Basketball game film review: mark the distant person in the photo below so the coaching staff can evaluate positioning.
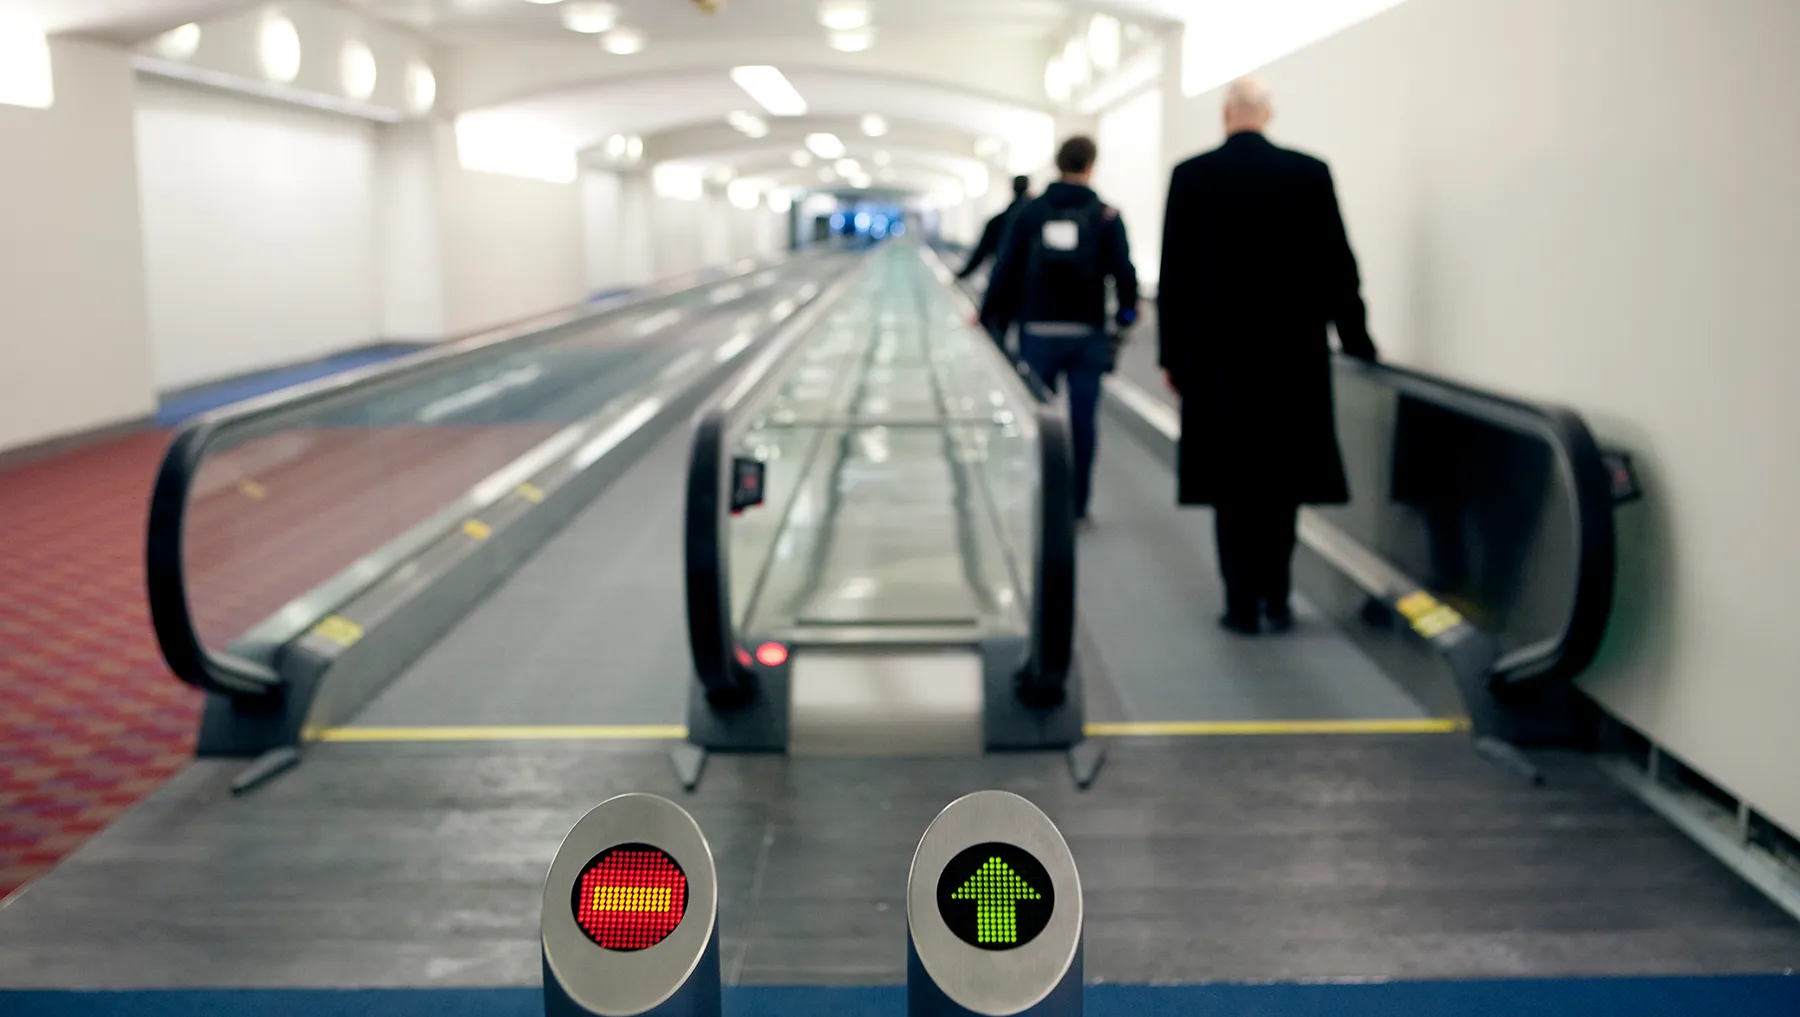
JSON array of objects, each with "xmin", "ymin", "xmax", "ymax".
[
  {"xmin": 1157, "ymin": 77, "xmax": 1378, "ymax": 635},
  {"xmin": 982, "ymin": 136, "xmax": 1140, "ymax": 527},
  {"xmin": 957, "ymin": 174, "xmax": 1033, "ymax": 281}
]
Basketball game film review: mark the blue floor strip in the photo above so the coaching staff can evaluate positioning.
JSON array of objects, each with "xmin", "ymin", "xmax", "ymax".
[
  {"xmin": 156, "ymin": 344, "xmax": 434, "ymax": 427},
  {"xmin": 3, "ymin": 977, "xmax": 1794, "ymax": 1016}
]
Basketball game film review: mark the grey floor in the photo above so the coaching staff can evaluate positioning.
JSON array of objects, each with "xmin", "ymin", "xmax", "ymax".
[
  {"xmin": 2, "ymin": 737, "xmax": 1797, "ymax": 989},
  {"xmin": 1078, "ymin": 423, "xmax": 1428, "ymax": 723},
  {"xmin": 351, "ymin": 424, "xmax": 696, "ymax": 728}
]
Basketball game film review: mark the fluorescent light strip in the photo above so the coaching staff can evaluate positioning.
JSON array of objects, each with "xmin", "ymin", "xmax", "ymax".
[
  {"xmin": 805, "ymin": 132, "xmax": 846, "ymax": 159},
  {"xmin": 730, "ymin": 65, "xmax": 808, "ymax": 116}
]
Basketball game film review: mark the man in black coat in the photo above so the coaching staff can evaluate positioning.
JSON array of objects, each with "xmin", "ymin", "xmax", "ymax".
[
  {"xmin": 1157, "ymin": 77, "xmax": 1378, "ymax": 635},
  {"xmin": 957, "ymin": 174, "xmax": 1033, "ymax": 280}
]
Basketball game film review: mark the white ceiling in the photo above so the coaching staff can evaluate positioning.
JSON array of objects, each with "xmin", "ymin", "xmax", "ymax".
[
  {"xmin": 350, "ymin": 0, "xmax": 1077, "ymax": 44},
  {"xmin": 12, "ymin": 0, "xmax": 1180, "ymax": 196},
  {"xmin": 468, "ymin": 65, "xmax": 1057, "ymax": 172},
  {"xmin": 8, "ymin": 0, "xmax": 1181, "ymax": 43},
  {"xmin": 0, "ymin": 0, "xmax": 247, "ymax": 37}
]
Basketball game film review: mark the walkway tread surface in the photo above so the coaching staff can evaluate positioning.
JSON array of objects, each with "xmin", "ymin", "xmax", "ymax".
[{"xmin": 1, "ymin": 738, "xmax": 1795, "ymax": 989}]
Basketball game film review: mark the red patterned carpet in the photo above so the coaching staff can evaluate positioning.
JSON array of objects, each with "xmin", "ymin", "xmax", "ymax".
[{"xmin": 0, "ymin": 431, "xmax": 199, "ymax": 900}]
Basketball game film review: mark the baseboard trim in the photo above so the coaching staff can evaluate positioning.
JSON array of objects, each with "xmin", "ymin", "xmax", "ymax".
[
  {"xmin": 0, "ymin": 414, "xmax": 158, "ymax": 473},
  {"xmin": 156, "ymin": 338, "xmax": 438, "ymax": 404}
]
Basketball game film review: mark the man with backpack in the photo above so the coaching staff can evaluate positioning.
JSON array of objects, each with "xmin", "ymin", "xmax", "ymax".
[{"xmin": 980, "ymin": 136, "xmax": 1141, "ymax": 527}]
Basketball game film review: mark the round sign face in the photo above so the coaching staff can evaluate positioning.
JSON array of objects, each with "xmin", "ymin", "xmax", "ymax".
[
  {"xmin": 570, "ymin": 843, "xmax": 689, "ymax": 951},
  {"xmin": 934, "ymin": 841, "xmax": 1055, "ymax": 950}
]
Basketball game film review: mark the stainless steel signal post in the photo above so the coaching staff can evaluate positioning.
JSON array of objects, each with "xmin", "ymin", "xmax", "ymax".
[
  {"xmin": 542, "ymin": 793, "xmax": 722, "ymax": 1016},
  {"xmin": 906, "ymin": 790, "xmax": 1084, "ymax": 1016}
]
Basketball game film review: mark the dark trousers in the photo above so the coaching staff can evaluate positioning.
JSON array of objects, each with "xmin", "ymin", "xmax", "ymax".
[
  {"xmin": 1019, "ymin": 331, "xmax": 1111, "ymax": 519},
  {"xmin": 1214, "ymin": 502, "xmax": 1300, "ymax": 621}
]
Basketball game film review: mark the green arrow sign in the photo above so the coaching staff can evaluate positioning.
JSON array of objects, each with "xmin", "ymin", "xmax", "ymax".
[{"xmin": 950, "ymin": 856, "xmax": 1043, "ymax": 944}]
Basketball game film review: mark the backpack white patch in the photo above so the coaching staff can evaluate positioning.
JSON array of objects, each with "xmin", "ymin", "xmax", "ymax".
[{"xmin": 1042, "ymin": 219, "xmax": 1080, "ymax": 252}]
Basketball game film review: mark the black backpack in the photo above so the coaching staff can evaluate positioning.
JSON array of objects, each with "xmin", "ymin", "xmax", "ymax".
[{"xmin": 1023, "ymin": 198, "xmax": 1107, "ymax": 317}]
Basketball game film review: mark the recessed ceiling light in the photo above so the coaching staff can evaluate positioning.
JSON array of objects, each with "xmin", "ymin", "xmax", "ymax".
[
  {"xmin": 154, "ymin": 22, "xmax": 201, "ymax": 62},
  {"xmin": 730, "ymin": 65, "xmax": 808, "ymax": 116},
  {"xmin": 727, "ymin": 178, "xmax": 761, "ymax": 210},
  {"xmin": 829, "ymin": 28, "xmax": 874, "ymax": 52},
  {"xmin": 817, "ymin": 0, "xmax": 871, "ymax": 32},
  {"xmin": 790, "ymin": 150, "xmax": 814, "ymax": 167},
  {"xmin": 727, "ymin": 110, "xmax": 769, "ymax": 138},
  {"xmin": 562, "ymin": 2, "xmax": 618, "ymax": 34},
  {"xmin": 603, "ymin": 27, "xmax": 645, "ymax": 54},
  {"xmin": 1088, "ymin": 13, "xmax": 1122, "ymax": 72},
  {"xmin": 606, "ymin": 134, "xmax": 628, "ymax": 159},
  {"xmin": 1063, "ymin": 38, "xmax": 1090, "ymax": 87},
  {"xmin": 710, "ymin": 165, "xmax": 735, "ymax": 184},
  {"xmin": 257, "ymin": 15, "xmax": 302, "ymax": 84},
  {"xmin": 406, "ymin": 62, "xmax": 436, "ymax": 115},
  {"xmin": 626, "ymin": 135, "xmax": 643, "ymax": 160},
  {"xmin": 860, "ymin": 113, "xmax": 887, "ymax": 137},
  {"xmin": 834, "ymin": 158, "xmax": 861, "ymax": 176},
  {"xmin": 805, "ymin": 132, "xmax": 846, "ymax": 159},
  {"xmin": 1044, "ymin": 58, "xmax": 1072, "ymax": 103},
  {"xmin": 341, "ymin": 40, "xmax": 377, "ymax": 101},
  {"xmin": 768, "ymin": 189, "xmax": 793, "ymax": 214}
]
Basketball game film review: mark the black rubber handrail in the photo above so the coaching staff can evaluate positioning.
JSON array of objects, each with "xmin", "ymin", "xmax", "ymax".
[
  {"xmin": 148, "ymin": 255, "xmax": 797, "ymax": 701},
  {"xmin": 682, "ymin": 410, "xmax": 757, "ymax": 707},
  {"xmin": 1332, "ymin": 353, "xmax": 1618, "ymax": 688},
  {"xmin": 1019, "ymin": 408, "xmax": 1076, "ymax": 705}
]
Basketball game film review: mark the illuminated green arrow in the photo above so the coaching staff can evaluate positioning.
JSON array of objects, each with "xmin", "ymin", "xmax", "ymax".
[{"xmin": 951, "ymin": 856, "xmax": 1042, "ymax": 944}]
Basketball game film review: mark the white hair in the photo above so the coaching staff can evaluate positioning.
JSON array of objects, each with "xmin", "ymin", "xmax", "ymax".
[{"xmin": 1224, "ymin": 76, "xmax": 1273, "ymax": 119}]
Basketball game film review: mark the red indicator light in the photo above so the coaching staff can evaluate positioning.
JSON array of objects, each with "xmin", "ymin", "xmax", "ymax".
[
  {"xmin": 754, "ymin": 642, "xmax": 788, "ymax": 667},
  {"xmin": 571, "ymin": 843, "xmax": 688, "ymax": 951},
  {"xmin": 734, "ymin": 646, "xmax": 755, "ymax": 668}
]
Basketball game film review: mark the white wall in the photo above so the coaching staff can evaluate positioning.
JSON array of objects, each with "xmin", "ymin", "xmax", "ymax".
[
  {"xmin": 581, "ymin": 170, "xmax": 626, "ymax": 296},
  {"xmin": 1094, "ymin": 86, "xmax": 1166, "ymax": 293},
  {"xmin": 377, "ymin": 122, "xmax": 445, "ymax": 340},
  {"xmin": 435, "ymin": 123, "xmax": 586, "ymax": 335},
  {"xmin": 1166, "ymin": 0, "xmax": 1800, "ymax": 833},
  {"xmin": 135, "ymin": 77, "xmax": 379, "ymax": 389},
  {"xmin": 616, "ymin": 173, "xmax": 657, "ymax": 287},
  {"xmin": 0, "ymin": 37, "xmax": 155, "ymax": 453}
]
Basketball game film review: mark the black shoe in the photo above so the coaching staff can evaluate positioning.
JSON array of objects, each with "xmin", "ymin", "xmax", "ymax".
[
  {"xmin": 1219, "ymin": 613, "xmax": 1260, "ymax": 636},
  {"xmin": 1264, "ymin": 608, "xmax": 1294, "ymax": 633}
]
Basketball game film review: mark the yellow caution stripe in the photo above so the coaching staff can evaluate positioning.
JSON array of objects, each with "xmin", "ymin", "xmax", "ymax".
[
  {"xmin": 311, "ymin": 615, "xmax": 365, "ymax": 649},
  {"xmin": 1083, "ymin": 718, "xmax": 1468, "ymax": 737},
  {"xmin": 310, "ymin": 719, "xmax": 1465, "ymax": 743},
  {"xmin": 312, "ymin": 724, "xmax": 688, "ymax": 742},
  {"xmin": 593, "ymin": 886, "xmax": 673, "ymax": 913}
]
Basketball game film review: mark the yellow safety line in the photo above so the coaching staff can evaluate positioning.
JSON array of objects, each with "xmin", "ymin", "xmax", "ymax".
[
  {"xmin": 312, "ymin": 718, "xmax": 1467, "ymax": 743},
  {"xmin": 314, "ymin": 725, "xmax": 689, "ymax": 742},
  {"xmin": 1084, "ymin": 718, "xmax": 1469, "ymax": 737}
]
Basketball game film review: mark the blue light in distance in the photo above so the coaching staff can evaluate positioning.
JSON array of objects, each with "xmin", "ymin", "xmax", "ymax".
[
  {"xmin": 854, "ymin": 211, "xmax": 872, "ymax": 232},
  {"xmin": 831, "ymin": 212, "xmax": 846, "ymax": 231}
]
